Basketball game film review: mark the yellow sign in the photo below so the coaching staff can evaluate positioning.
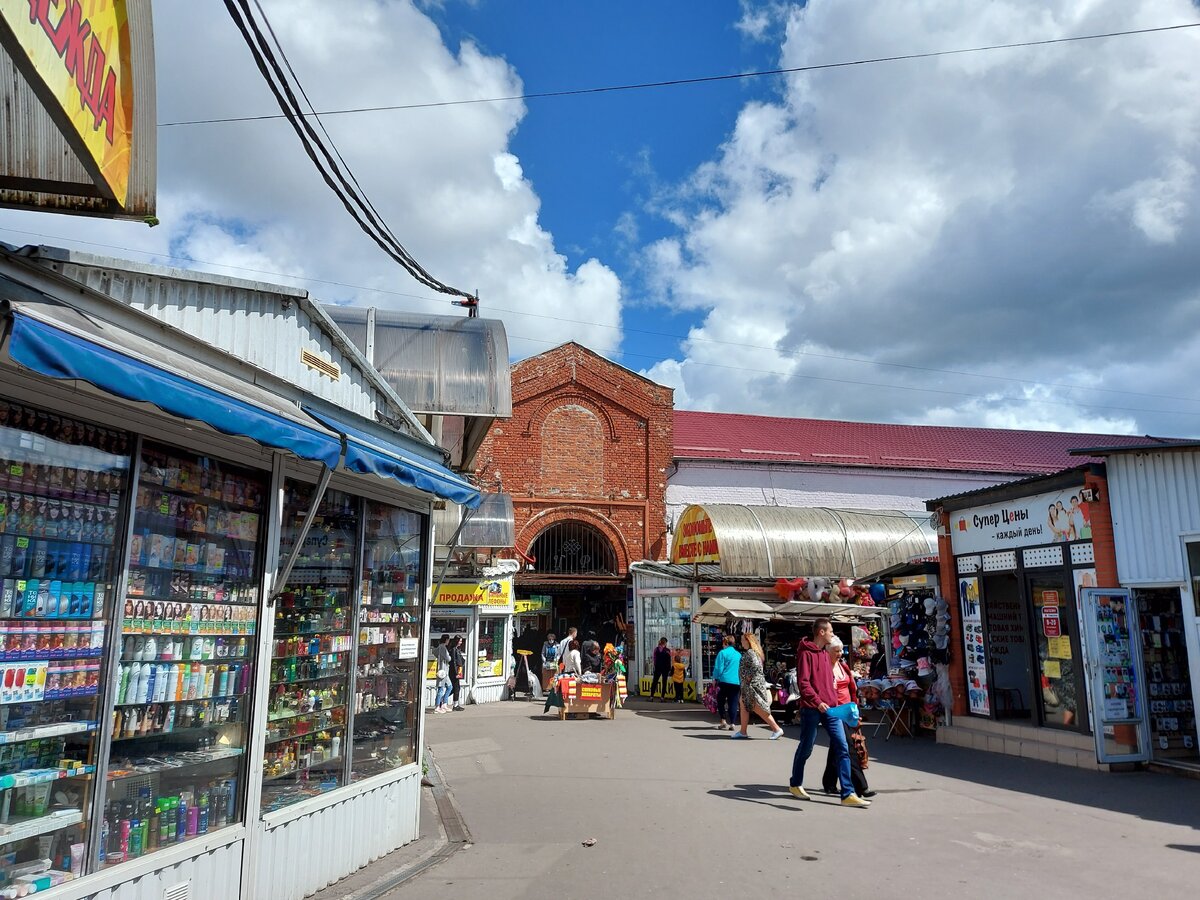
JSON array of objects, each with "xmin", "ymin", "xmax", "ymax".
[
  {"xmin": 433, "ymin": 578, "xmax": 513, "ymax": 608},
  {"xmin": 1047, "ymin": 636, "xmax": 1072, "ymax": 660},
  {"xmin": 671, "ymin": 506, "xmax": 720, "ymax": 564},
  {"xmin": 1, "ymin": 0, "xmax": 134, "ymax": 205},
  {"xmin": 515, "ymin": 598, "xmax": 551, "ymax": 614},
  {"xmin": 1043, "ymin": 660, "xmax": 1062, "ymax": 680}
]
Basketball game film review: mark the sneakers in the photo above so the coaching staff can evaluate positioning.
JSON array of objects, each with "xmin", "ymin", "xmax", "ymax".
[
  {"xmin": 788, "ymin": 786, "xmax": 810, "ymax": 800},
  {"xmin": 769, "ymin": 728, "xmax": 785, "ymax": 740},
  {"xmin": 841, "ymin": 795, "xmax": 870, "ymax": 808},
  {"xmin": 731, "ymin": 731, "xmax": 749, "ymax": 739}
]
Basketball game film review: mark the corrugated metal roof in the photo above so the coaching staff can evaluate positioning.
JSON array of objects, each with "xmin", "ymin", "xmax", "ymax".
[
  {"xmin": 327, "ymin": 306, "xmax": 511, "ymax": 417},
  {"xmin": 674, "ymin": 410, "xmax": 1176, "ymax": 475},
  {"xmin": 673, "ymin": 504, "xmax": 935, "ymax": 579}
]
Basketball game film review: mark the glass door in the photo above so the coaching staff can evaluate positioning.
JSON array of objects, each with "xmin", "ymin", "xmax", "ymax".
[
  {"xmin": 1135, "ymin": 587, "xmax": 1197, "ymax": 761},
  {"xmin": 0, "ymin": 402, "xmax": 129, "ymax": 881},
  {"xmin": 1080, "ymin": 588, "xmax": 1149, "ymax": 763},
  {"xmin": 260, "ymin": 484, "xmax": 357, "ymax": 814},
  {"xmin": 1027, "ymin": 572, "xmax": 1086, "ymax": 731}
]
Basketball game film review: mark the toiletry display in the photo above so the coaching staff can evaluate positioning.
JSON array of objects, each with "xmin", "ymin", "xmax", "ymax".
[
  {"xmin": 0, "ymin": 403, "xmax": 129, "ymax": 889},
  {"xmin": 102, "ymin": 446, "xmax": 265, "ymax": 869},
  {"xmin": 352, "ymin": 502, "xmax": 423, "ymax": 781},
  {"xmin": 260, "ymin": 484, "xmax": 356, "ymax": 813}
]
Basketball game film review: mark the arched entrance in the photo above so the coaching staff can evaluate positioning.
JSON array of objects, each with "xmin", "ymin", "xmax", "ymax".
[{"xmin": 528, "ymin": 520, "xmax": 619, "ymax": 576}]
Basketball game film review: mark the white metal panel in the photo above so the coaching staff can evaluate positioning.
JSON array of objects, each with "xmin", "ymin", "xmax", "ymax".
[
  {"xmin": 86, "ymin": 840, "xmax": 244, "ymax": 900},
  {"xmin": 1070, "ymin": 542, "xmax": 1095, "ymax": 565},
  {"xmin": 957, "ymin": 555, "xmax": 982, "ymax": 574},
  {"xmin": 471, "ymin": 682, "xmax": 506, "ymax": 703},
  {"xmin": 1107, "ymin": 452, "xmax": 1200, "ymax": 584},
  {"xmin": 256, "ymin": 770, "xmax": 421, "ymax": 900},
  {"xmin": 981, "ymin": 550, "xmax": 1017, "ymax": 571},
  {"xmin": 1023, "ymin": 546, "xmax": 1064, "ymax": 568}
]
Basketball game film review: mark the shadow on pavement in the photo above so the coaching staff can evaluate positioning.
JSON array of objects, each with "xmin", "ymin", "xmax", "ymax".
[
  {"xmin": 707, "ymin": 783, "xmax": 805, "ymax": 813},
  {"xmin": 865, "ymin": 735, "xmax": 1200, "ymax": 832}
]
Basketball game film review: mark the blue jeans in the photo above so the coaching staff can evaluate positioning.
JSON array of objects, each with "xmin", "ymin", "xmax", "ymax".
[
  {"xmin": 716, "ymin": 682, "xmax": 740, "ymax": 724},
  {"xmin": 791, "ymin": 708, "xmax": 853, "ymax": 798},
  {"xmin": 434, "ymin": 681, "xmax": 453, "ymax": 707}
]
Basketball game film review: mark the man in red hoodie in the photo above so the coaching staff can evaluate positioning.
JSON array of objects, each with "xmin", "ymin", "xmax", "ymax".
[{"xmin": 788, "ymin": 618, "xmax": 869, "ymax": 808}]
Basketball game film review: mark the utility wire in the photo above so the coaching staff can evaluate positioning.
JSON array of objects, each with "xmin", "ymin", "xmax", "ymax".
[
  {"xmin": 6, "ymin": 224, "xmax": 1200, "ymax": 411},
  {"xmin": 160, "ymin": 21, "xmax": 1200, "ymax": 127},
  {"xmin": 222, "ymin": 0, "xmax": 476, "ymax": 303}
]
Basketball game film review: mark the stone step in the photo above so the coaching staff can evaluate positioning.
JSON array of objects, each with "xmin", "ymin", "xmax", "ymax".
[{"xmin": 938, "ymin": 722, "xmax": 1103, "ymax": 771}]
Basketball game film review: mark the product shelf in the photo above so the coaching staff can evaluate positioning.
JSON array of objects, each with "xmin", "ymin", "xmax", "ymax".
[
  {"xmin": 106, "ymin": 747, "xmax": 244, "ymax": 781},
  {"xmin": 263, "ymin": 721, "xmax": 345, "ymax": 747},
  {"xmin": 261, "ymin": 755, "xmax": 343, "ymax": 784},
  {"xmin": 265, "ymin": 704, "xmax": 347, "ymax": 727},
  {"xmin": 267, "ymin": 672, "xmax": 348, "ymax": 688},
  {"xmin": 114, "ymin": 692, "xmax": 246, "ymax": 709},
  {"xmin": 0, "ymin": 766, "xmax": 95, "ymax": 791},
  {"xmin": 0, "ymin": 809, "xmax": 83, "ymax": 845},
  {"xmin": 0, "ymin": 721, "xmax": 97, "ymax": 746}
]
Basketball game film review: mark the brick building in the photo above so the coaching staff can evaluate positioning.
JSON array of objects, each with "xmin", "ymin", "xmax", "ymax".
[{"xmin": 473, "ymin": 343, "xmax": 673, "ymax": 649}]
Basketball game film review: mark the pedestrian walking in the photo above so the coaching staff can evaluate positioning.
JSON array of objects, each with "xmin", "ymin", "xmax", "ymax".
[
  {"xmin": 561, "ymin": 639, "xmax": 583, "ymax": 676},
  {"xmin": 821, "ymin": 637, "xmax": 872, "ymax": 797},
  {"xmin": 711, "ymin": 635, "xmax": 741, "ymax": 729},
  {"xmin": 732, "ymin": 633, "xmax": 784, "ymax": 739},
  {"xmin": 651, "ymin": 637, "xmax": 672, "ymax": 699},
  {"xmin": 788, "ymin": 618, "xmax": 869, "ymax": 807},
  {"xmin": 670, "ymin": 652, "xmax": 687, "ymax": 702},
  {"xmin": 432, "ymin": 634, "xmax": 453, "ymax": 714},
  {"xmin": 449, "ymin": 635, "xmax": 466, "ymax": 710}
]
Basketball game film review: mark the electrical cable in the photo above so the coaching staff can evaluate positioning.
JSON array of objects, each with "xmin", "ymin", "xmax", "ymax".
[
  {"xmin": 159, "ymin": 21, "xmax": 1200, "ymax": 127},
  {"xmin": 5, "ymin": 224, "xmax": 1200, "ymax": 412}
]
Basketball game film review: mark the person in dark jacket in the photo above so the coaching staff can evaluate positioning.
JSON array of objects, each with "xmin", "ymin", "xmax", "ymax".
[
  {"xmin": 651, "ymin": 638, "xmax": 672, "ymax": 699},
  {"xmin": 788, "ymin": 618, "xmax": 869, "ymax": 808},
  {"xmin": 581, "ymin": 633, "xmax": 603, "ymax": 673},
  {"xmin": 449, "ymin": 636, "xmax": 466, "ymax": 710}
]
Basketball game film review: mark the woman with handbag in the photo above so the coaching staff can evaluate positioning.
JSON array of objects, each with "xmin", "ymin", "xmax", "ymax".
[
  {"xmin": 433, "ymin": 634, "xmax": 454, "ymax": 714},
  {"xmin": 732, "ymin": 633, "xmax": 785, "ymax": 739},
  {"xmin": 449, "ymin": 635, "xmax": 466, "ymax": 710},
  {"xmin": 821, "ymin": 637, "xmax": 873, "ymax": 797}
]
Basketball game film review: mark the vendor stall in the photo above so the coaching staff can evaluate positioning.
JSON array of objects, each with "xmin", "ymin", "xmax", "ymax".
[{"xmin": 424, "ymin": 576, "xmax": 514, "ymax": 706}]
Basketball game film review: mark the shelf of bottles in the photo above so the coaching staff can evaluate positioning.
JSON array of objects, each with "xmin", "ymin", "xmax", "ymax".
[
  {"xmin": 1136, "ymin": 588, "xmax": 1199, "ymax": 760},
  {"xmin": 260, "ymin": 484, "xmax": 357, "ymax": 814},
  {"xmin": 0, "ymin": 401, "xmax": 129, "ymax": 887},
  {"xmin": 352, "ymin": 502, "xmax": 423, "ymax": 781},
  {"xmin": 101, "ymin": 445, "xmax": 265, "ymax": 870}
]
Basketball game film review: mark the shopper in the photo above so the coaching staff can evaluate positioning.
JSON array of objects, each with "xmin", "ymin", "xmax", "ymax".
[
  {"xmin": 711, "ymin": 635, "xmax": 742, "ymax": 729},
  {"xmin": 732, "ymin": 633, "xmax": 785, "ymax": 739},
  {"xmin": 821, "ymin": 637, "xmax": 871, "ymax": 798},
  {"xmin": 788, "ymin": 618, "xmax": 869, "ymax": 808},
  {"xmin": 581, "ymin": 632, "xmax": 603, "ymax": 673},
  {"xmin": 433, "ymin": 634, "xmax": 453, "ymax": 714},
  {"xmin": 449, "ymin": 635, "xmax": 466, "ymax": 711},
  {"xmin": 562, "ymin": 639, "xmax": 583, "ymax": 676},
  {"xmin": 670, "ymin": 652, "xmax": 687, "ymax": 703},
  {"xmin": 556, "ymin": 627, "xmax": 578, "ymax": 666},
  {"xmin": 651, "ymin": 638, "xmax": 672, "ymax": 699}
]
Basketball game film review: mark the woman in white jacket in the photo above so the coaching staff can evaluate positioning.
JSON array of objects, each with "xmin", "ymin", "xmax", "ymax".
[{"xmin": 561, "ymin": 639, "xmax": 583, "ymax": 676}]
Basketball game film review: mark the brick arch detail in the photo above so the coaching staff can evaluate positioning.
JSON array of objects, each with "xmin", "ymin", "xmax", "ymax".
[
  {"xmin": 519, "ymin": 505, "xmax": 631, "ymax": 574},
  {"xmin": 521, "ymin": 392, "xmax": 621, "ymax": 442}
]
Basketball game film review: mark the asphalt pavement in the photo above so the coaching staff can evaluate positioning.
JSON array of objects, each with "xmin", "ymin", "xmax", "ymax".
[{"xmin": 350, "ymin": 697, "xmax": 1200, "ymax": 900}]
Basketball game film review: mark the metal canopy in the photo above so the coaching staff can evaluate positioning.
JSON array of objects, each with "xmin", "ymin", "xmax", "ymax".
[
  {"xmin": 671, "ymin": 504, "xmax": 936, "ymax": 579},
  {"xmin": 693, "ymin": 597, "xmax": 777, "ymax": 625},
  {"xmin": 773, "ymin": 599, "xmax": 884, "ymax": 621}
]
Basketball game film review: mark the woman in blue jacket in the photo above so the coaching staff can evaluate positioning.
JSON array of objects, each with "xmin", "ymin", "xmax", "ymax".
[{"xmin": 711, "ymin": 635, "xmax": 742, "ymax": 730}]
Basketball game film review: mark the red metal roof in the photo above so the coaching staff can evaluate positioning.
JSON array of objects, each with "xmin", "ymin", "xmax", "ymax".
[{"xmin": 673, "ymin": 410, "xmax": 1174, "ymax": 475}]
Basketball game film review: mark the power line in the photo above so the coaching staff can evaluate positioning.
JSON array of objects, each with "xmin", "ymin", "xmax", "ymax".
[
  {"xmin": 159, "ymin": 22, "xmax": 1200, "ymax": 127},
  {"xmin": 5, "ymin": 225, "xmax": 1200, "ymax": 411}
]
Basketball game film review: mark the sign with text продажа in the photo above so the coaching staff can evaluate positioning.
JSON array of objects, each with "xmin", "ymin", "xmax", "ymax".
[
  {"xmin": 1041, "ymin": 606, "xmax": 1062, "ymax": 638},
  {"xmin": 671, "ymin": 505, "xmax": 720, "ymax": 564},
  {"xmin": 0, "ymin": 1, "xmax": 147, "ymax": 210},
  {"xmin": 950, "ymin": 485, "xmax": 1092, "ymax": 555},
  {"xmin": 433, "ymin": 577, "xmax": 513, "ymax": 608}
]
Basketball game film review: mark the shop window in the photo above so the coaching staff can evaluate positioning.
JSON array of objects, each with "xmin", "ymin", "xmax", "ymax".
[
  {"xmin": 106, "ymin": 444, "xmax": 266, "ymax": 867},
  {"xmin": 0, "ymin": 402, "xmax": 130, "ymax": 881},
  {"xmin": 640, "ymin": 595, "xmax": 690, "ymax": 679},
  {"xmin": 352, "ymin": 502, "xmax": 425, "ymax": 781},
  {"xmin": 428, "ymin": 616, "xmax": 470, "ymax": 686},
  {"xmin": 528, "ymin": 522, "xmax": 617, "ymax": 576},
  {"xmin": 1136, "ymin": 587, "xmax": 1198, "ymax": 759},
  {"xmin": 477, "ymin": 617, "xmax": 508, "ymax": 680},
  {"xmin": 1028, "ymin": 574, "xmax": 1083, "ymax": 730},
  {"xmin": 261, "ymin": 485, "xmax": 357, "ymax": 813}
]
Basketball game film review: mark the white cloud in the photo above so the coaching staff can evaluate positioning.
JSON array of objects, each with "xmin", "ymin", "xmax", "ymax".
[
  {"xmin": 0, "ymin": 0, "xmax": 622, "ymax": 356},
  {"xmin": 645, "ymin": 0, "xmax": 1200, "ymax": 436}
]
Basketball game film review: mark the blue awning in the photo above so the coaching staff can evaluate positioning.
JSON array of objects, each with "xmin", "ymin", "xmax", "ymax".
[
  {"xmin": 5, "ymin": 304, "xmax": 342, "ymax": 468},
  {"xmin": 305, "ymin": 406, "xmax": 481, "ymax": 509}
]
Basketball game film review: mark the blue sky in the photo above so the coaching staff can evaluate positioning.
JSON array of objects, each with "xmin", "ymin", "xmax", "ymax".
[{"xmin": 2, "ymin": 1, "xmax": 1200, "ymax": 437}]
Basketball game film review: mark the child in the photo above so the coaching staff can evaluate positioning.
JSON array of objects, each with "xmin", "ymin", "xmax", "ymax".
[{"xmin": 671, "ymin": 653, "xmax": 687, "ymax": 703}]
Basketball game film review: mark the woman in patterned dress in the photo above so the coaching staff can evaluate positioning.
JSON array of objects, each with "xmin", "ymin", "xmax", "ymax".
[{"xmin": 733, "ymin": 633, "xmax": 785, "ymax": 739}]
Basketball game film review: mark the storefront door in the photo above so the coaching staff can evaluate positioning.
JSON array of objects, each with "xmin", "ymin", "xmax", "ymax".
[
  {"xmin": 1027, "ymin": 572, "xmax": 1087, "ymax": 732},
  {"xmin": 982, "ymin": 574, "xmax": 1034, "ymax": 720}
]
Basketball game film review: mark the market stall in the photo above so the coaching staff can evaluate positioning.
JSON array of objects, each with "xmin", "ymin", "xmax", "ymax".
[{"xmin": 424, "ymin": 577, "xmax": 514, "ymax": 706}]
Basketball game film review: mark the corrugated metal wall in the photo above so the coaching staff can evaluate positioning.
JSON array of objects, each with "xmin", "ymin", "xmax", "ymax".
[
  {"xmin": 43, "ymin": 258, "xmax": 384, "ymax": 419},
  {"xmin": 256, "ymin": 772, "xmax": 421, "ymax": 900},
  {"xmin": 87, "ymin": 840, "xmax": 243, "ymax": 900},
  {"xmin": 1107, "ymin": 451, "xmax": 1200, "ymax": 584}
]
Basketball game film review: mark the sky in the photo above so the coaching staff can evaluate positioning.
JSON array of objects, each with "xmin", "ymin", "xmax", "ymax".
[{"xmin": 2, "ymin": 1, "xmax": 1200, "ymax": 437}]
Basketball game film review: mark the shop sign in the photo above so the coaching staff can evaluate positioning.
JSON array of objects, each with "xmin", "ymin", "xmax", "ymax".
[
  {"xmin": 577, "ymin": 683, "xmax": 603, "ymax": 700},
  {"xmin": 433, "ymin": 577, "xmax": 513, "ymax": 608},
  {"xmin": 397, "ymin": 638, "xmax": 419, "ymax": 659},
  {"xmin": 0, "ymin": 0, "xmax": 145, "ymax": 210},
  {"xmin": 671, "ymin": 506, "xmax": 720, "ymax": 564},
  {"xmin": 515, "ymin": 595, "xmax": 551, "ymax": 614},
  {"xmin": 1041, "ymin": 606, "xmax": 1061, "ymax": 637},
  {"xmin": 950, "ymin": 485, "xmax": 1090, "ymax": 555}
]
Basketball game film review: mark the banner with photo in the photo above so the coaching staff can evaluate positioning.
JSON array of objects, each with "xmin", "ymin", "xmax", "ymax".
[{"xmin": 959, "ymin": 576, "xmax": 990, "ymax": 715}]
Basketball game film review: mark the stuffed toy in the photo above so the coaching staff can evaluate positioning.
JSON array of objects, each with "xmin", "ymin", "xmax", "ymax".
[
  {"xmin": 774, "ymin": 577, "xmax": 807, "ymax": 601},
  {"xmin": 805, "ymin": 577, "xmax": 832, "ymax": 602}
]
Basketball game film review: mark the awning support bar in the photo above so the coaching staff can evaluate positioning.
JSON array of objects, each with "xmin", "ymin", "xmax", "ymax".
[{"xmin": 271, "ymin": 464, "xmax": 335, "ymax": 605}]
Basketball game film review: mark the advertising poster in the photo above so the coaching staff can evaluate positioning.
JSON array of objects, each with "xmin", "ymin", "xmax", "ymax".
[
  {"xmin": 950, "ymin": 485, "xmax": 1091, "ymax": 554},
  {"xmin": 959, "ymin": 576, "xmax": 990, "ymax": 715}
]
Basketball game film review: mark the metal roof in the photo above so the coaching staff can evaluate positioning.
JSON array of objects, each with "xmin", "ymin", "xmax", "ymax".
[
  {"xmin": 676, "ymin": 504, "xmax": 935, "ymax": 579},
  {"xmin": 925, "ymin": 464, "xmax": 1099, "ymax": 511}
]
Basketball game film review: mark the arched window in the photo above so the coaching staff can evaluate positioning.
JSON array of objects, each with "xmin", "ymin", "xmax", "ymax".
[{"xmin": 529, "ymin": 521, "xmax": 618, "ymax": 576}]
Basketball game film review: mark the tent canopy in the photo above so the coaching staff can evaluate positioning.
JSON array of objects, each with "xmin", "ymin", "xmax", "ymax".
[
  {"xmin": 670, "ymin": 503, "xmax": 935, "ymax": 579},
  {"xmin": 693, "ymin": 597, "xmax": 777, "ymax": 625}
]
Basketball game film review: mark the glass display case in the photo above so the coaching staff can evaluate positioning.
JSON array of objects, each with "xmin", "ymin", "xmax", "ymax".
[
  {"xmin": 640, "ymin": 595, "xmax": 691, "ymax": 678},
  {"xmin": 102, "ymin": 445, "xmax": 264, "ymax": 868},
  {"xmin": 260, "ymin": 484, "xmax": 356, "ymax": 813},
  {"xmin": 351, "ymin": 502, "xmax": 424, "ymax": 781},
  {"xmin": 427, "ymin": 615, "xmax": 469, "ymax": 681},
  {"xmin": 0, "ymin": 402, "xmax": 129, "ymax": 885},
  {"xmin": 477, "ymin": 617, "xmax": 508, "ymax": 681}
]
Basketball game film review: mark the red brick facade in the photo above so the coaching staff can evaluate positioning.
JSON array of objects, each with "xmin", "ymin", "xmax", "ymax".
[{"xmin": 474, "ymin": 343, "xmax": 674, "ymax": 570}]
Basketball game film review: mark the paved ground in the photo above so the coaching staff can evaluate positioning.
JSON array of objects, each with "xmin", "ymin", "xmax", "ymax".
[{"xmin": 362, "ymin": 698, "xmax": 1199, "ymax": 899}]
